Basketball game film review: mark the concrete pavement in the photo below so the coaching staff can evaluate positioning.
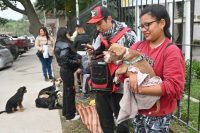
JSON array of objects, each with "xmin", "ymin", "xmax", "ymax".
[{"xmin": 0, "ymin": 48, "xmax": 62, "ymax": 133}]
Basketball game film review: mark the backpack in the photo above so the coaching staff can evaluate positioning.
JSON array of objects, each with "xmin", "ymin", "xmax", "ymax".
[{"xmin": 90, "ymin": 28, "xmax": 130, "ymax": 91}]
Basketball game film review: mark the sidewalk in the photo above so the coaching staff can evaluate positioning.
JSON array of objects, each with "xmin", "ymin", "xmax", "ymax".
[{"xmin": 0, "ymin": 48, "xmax": 62, "ymax": 133}]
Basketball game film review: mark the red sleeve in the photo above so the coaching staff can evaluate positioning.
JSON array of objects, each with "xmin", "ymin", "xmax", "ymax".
[{"xmin": 161, "ymin": 45, "xmax": 185, "ymax": 100}]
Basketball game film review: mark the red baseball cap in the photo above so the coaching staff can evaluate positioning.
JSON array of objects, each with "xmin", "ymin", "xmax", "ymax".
[{"xmin": 87, "ymin": 6, "xmax": 111, "ymax": 24}]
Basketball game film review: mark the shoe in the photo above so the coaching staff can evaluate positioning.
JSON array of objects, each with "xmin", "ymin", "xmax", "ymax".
[
  {"xmin": 66, "ymin": 115, "xmax": 80, "ymax": 121},
  {"xmin": 79, "ymin": 93, "xmax": 89, "ymax": 100},
  {"xmin": 49, "ymin": 75, "xmax": 54, "ymax": 80},
  {"xmin": 44, "ymin": 76, "xmax": 49, "ymax": 81}
]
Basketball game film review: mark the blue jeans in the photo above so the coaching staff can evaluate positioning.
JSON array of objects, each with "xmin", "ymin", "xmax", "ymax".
[{"xmin": 39, "ymin": 56, "xmax": 53, "ymax": 77}]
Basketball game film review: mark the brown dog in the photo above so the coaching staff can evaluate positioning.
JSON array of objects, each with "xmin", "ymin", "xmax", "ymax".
[
  {"xmin": 105, "ymin": 43, "xmax": 155, "ymax": 78},
  {"xmin": 105, "ymin": 43, "xmax": 160, "ymax": 113}
]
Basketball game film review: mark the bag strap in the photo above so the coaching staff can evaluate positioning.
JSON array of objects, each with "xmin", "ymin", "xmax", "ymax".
[{"xmin": 100, "ymin": 27, "xmax": 131, "ymax": 49}]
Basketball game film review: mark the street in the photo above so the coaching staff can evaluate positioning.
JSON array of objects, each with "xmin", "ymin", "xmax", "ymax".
[{"xmin": 0, "ymin": 48, "xmax": 62, "ymax": 133}]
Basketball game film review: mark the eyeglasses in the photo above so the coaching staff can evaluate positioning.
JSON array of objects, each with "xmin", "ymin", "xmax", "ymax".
[{"xmin": 138, "ymin": 20, "xmax": 158, "ymax": 31}]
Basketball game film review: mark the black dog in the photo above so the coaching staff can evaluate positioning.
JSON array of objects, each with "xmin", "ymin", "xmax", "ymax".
[
  {"xmin": 0, "ymin": 86, "xmax": 27, "ymax": 114},
  {"xmin": 38, "ymin": 85, "xmax": 56, "ymax": 97},
  {"xmin": 35, "ymin": 85, "xmax": 62, "ymax": 110}
]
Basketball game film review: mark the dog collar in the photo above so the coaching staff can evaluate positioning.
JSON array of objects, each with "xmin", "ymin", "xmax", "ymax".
[
  {"xmin": 123, "ymin": 55, "xmax": 144, "ymax": 65},
  {"xmin": 121, "ymin": 48, "xmax": 129, "ymax": 61}
]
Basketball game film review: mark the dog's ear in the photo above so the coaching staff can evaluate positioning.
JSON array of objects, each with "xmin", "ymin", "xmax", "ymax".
[{"xmin": 109, "ymin": 43, "xmax": 126, "ymax": 56}]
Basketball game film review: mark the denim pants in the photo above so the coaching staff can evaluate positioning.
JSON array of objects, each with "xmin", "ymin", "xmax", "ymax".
[
  {"xmin": 39, "ymin": 56, "xmax": 53, "ymax": 77},
  {"xmin": 95, "ymin": 92, "xmax": 130, "ymax": 133}
]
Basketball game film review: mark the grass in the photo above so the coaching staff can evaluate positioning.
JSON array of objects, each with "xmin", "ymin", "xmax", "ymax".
[
  {"xmin": 190, "ymin": 78, "xmax": 200, "ymax": 99},
  {"xmin": 172, "ymin": 77, "xmax": 200, "ymax": 133}
]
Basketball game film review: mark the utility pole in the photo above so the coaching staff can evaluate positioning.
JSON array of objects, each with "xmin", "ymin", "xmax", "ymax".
[
  {"xmin": 43, "ymin": 11, "xmax": 47, "ymax": 27},
  {"xmin": 76, "ymin": 0, "xmax": 80, "ymax": 25}
]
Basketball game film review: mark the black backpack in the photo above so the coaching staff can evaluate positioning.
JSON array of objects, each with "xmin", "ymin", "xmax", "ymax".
[{"xmin": 90, "ymin": 28, "xmax": 130, "ymax": 91}]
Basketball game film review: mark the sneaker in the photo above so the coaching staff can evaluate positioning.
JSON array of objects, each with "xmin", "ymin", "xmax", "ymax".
[
  {"xmin": 44, "ymin": 76, "xmax": 49, "ymax": 81},
  {"xmin": 66, "ymin": 115, "xmax": 80, "ymax": 121},
  {"xmin": 49, "ymin": 75, "xmax": 54, "ymax": 80},
  {"xmin": 79, "ymin": 93, "xmax": 89, "ymax": 100}
]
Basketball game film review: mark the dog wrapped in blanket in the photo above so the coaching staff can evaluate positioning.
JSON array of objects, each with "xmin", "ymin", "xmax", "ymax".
[
  {"xmin": 104, "ymin": 43, "xmax": 162, "ymax": 124},
  {"xmin": 35, "ymin": 78, "xmax": 62, "ymax": 110}
]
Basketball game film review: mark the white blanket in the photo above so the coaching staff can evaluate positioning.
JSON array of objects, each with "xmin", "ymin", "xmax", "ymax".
[{"xmin": 117, "ymin": 66, "xmax": 162, "ymax": 124}]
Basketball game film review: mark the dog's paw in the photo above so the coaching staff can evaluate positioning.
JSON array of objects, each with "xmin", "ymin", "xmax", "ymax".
[
  {"xmin": 113, "ymin": 76, "xmax": 120, "ymax": 85},
  {"xmin": 19, "ymin": 108, "xmax": 24, "ymax": 112},
  {"xmin": 103, "ymin": 51, "xmax": 111, "ymax": 63}
]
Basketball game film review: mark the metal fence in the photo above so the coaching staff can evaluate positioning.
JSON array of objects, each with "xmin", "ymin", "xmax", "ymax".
[{"xmin": 68, "ymin": 0, "xmax": 200, "ymax": 132}]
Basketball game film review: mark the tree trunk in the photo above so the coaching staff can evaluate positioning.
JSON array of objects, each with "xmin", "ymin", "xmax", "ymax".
[
  {"xmin": 20, "ymin": 0, "xmax": 42, "ymax": 37},
  {"xmin": 2, "ymin": 0, "xmax": 42, "ymax": 37}
]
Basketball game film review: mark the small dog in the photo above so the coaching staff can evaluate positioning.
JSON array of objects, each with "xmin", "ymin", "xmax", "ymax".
[
  {"xmin": 35, "ymin": 78, "xmax": 62, "ymax": 110},
  {"xmin": 0, "ymin": 86, "xmax": 27, "ymax": 114},
  {"xmin": 104, "ymin": 43, "xmax": 155, "ymax": 80},
  {"xmin": 105, "ymin": 43, "xmax": 160, "ymax": 113},
  {"xmin": 51, "ymin": 77, "xmax": 63, "ymax": 88}
]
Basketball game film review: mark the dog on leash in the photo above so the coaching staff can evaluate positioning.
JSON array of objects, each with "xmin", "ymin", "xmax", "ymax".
[
  {"xmin": 104, "ymin": 43, "xmax": 160, "ymax": 113},
  {"xmin": 0, "ymin": 86, "xmax": 27, "ymax": 114}
]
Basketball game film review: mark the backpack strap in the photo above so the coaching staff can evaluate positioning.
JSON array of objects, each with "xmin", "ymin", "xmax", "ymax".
[
  {"xmin": 110, "ymin": 28, "xmax": 131, "ymax": 43},
  {"xmin": 100, "ymin": 27, "xmax": 131, "ymax": 49}
]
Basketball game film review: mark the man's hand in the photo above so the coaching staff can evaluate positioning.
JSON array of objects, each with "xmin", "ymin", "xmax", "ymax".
[{"xmin": 84, "ymin": 44, "xmax": 94, "ymax": 55}]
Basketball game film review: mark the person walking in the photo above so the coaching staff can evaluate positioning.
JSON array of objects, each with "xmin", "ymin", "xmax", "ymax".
[
  {"xmin": 129, "ymin": 4, "xmax": 185, "ymax": 132},
  {"xmin": 35, "ymin": 27, "xmax": 54, "ymax": 81},
  {"xmin": 86, "ymin": 6, "xmax": 137, "ymax": 133},
  {"xmin": 54, "ymin": 27, "xmax": 81, "ymax": 121}
]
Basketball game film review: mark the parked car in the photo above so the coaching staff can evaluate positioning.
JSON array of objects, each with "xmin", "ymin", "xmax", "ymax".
[
  {"xmin": 27, "ymin": 36, "xmax": 35, "ymax": 48},
  {"xmin": 18, "ymin": 35, "xmax": 34, "ymax": 49},
  {"xmin": 0, "ymin": 36, "xmax": 19, "ymax": 60},
  {"xmin": 11, "ymin": 35, "xmax": 29, "ymax": 54},
  {"xmin": 0, "ymin": 44, "xmax": 13, "ymax": 69}
]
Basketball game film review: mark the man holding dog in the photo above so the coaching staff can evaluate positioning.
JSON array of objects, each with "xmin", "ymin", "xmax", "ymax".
[{"xmin": 86, "ymin": 6, "xmax": 137, "ymax": 133}]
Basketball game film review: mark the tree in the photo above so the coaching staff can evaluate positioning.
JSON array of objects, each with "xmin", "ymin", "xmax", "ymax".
[
  {"xmin": 1, "ymin": 0, "xmax": 42, "ymax": 37},
  {"xmin": 1, "ymin": 0, "xmax": 96, "ymax": 36},
  {"xmin": 0, "ymin": 17, "xmax": 8, "ymax": 25}
]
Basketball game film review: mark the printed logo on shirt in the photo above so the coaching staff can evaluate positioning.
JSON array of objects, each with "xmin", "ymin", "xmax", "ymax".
[{"xmin": 142, "ymin": 54, "xmax": 154, "ymax": 66}]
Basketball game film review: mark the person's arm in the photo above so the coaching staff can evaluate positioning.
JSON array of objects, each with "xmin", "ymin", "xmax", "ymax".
[
  {"xmin": 128, "ymin": 45, "xmax": 185, "ymax": 98},
  {"xmin": 69, "ymin": 31, "xmax": 78, "ymax": 42},
  {"xmin": 60, "ymin": 47, "xmax": 81, "ymax": 67},
  {"xmin": 35, "ymin": 36, "xmax": 43, "ymax": 51}
]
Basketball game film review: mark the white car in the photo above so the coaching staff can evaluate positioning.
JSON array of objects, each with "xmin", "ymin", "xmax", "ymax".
[{"xmin": 0, "ymin": 44, "xmax": 13, "ymax": 69}]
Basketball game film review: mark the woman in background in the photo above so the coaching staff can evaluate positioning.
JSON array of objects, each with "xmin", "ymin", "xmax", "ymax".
[
  {"xmin": 54, "ymin": 27, "xmax": 81, "ymax": 121},
  {"xmin": 35, "ymin": 27, "xmax": 54, "ymax": 81}
]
